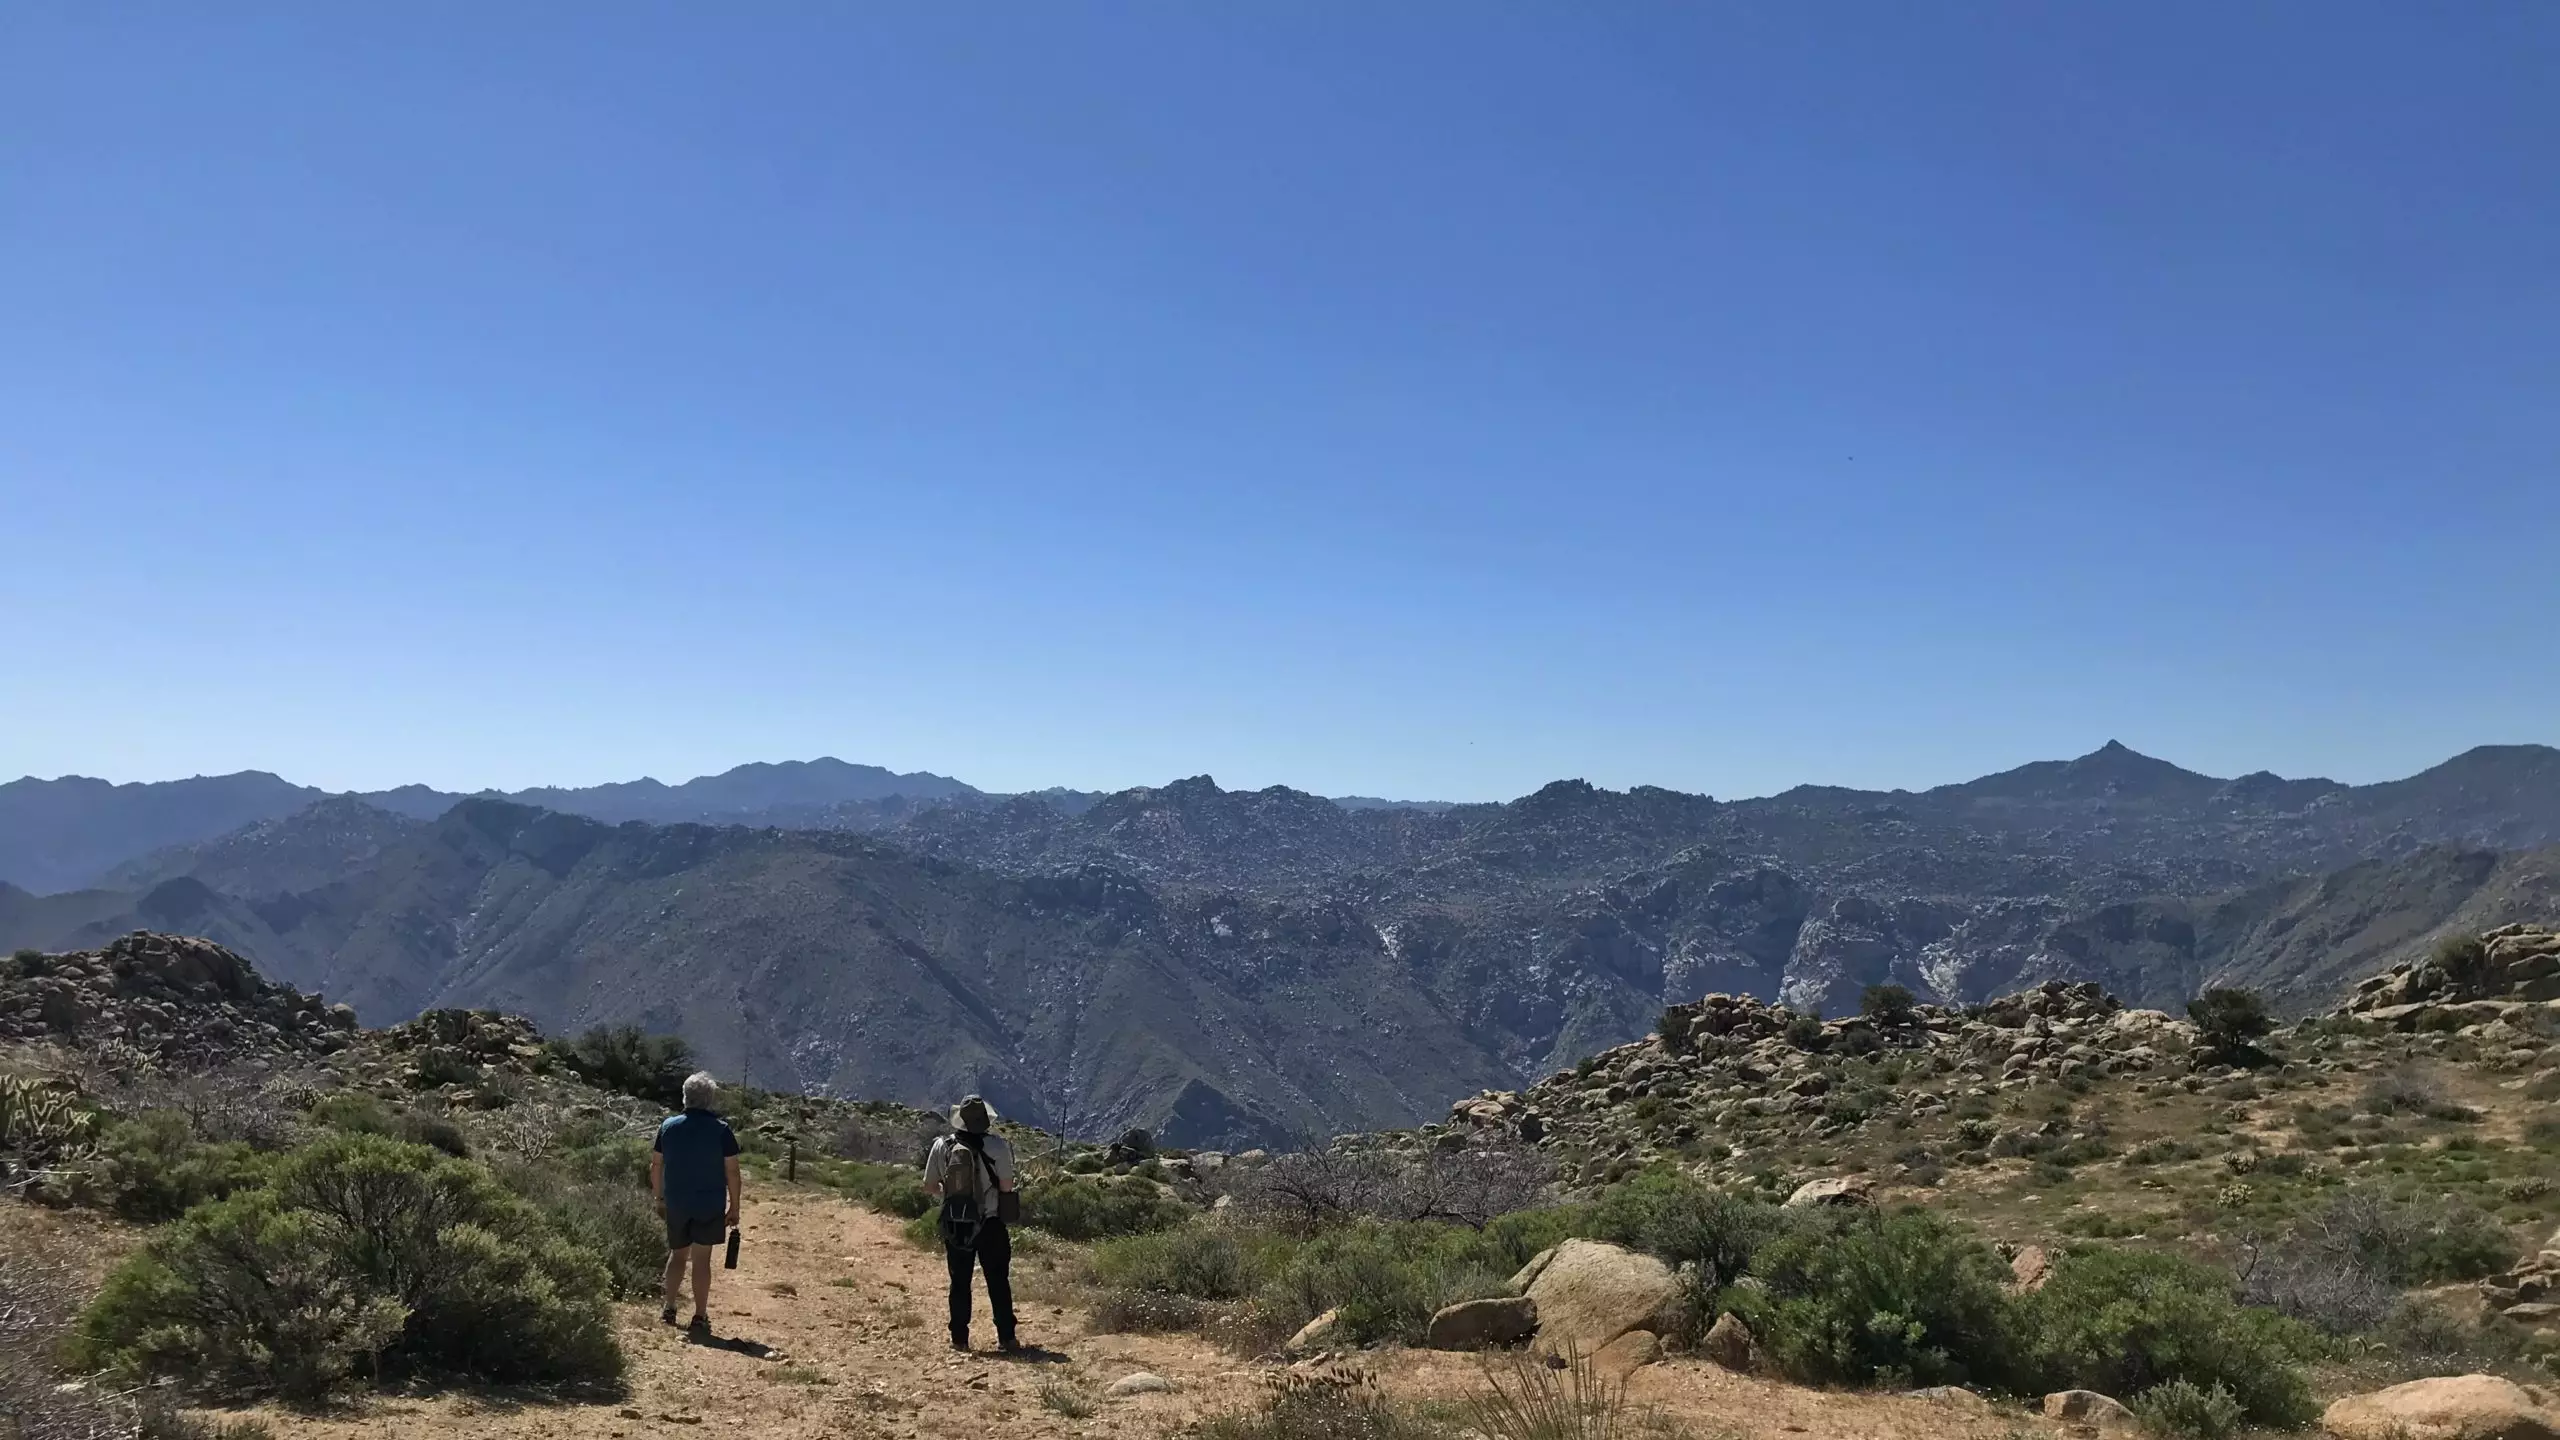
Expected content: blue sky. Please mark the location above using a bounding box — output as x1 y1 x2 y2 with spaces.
4 4 2555 801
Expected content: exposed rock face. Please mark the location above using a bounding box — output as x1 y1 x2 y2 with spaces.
1426 1296 1538 1351
1521 1240 1680 1356
0 932 353 1066
2351 925 2560 1013
2322 1374 2560 1440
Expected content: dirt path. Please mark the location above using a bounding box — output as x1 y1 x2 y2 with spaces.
230 1189 2049 1440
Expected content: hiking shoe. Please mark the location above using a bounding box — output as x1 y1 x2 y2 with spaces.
661 1306 678 1326
687 1315 711 1341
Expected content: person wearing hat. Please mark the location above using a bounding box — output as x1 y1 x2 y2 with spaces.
922 1094 1020 1352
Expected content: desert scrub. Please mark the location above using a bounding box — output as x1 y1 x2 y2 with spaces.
1717 1206 2017 1390
73 1133 621 1400
2130 1379 2245 1440
2012 1246 2318 1429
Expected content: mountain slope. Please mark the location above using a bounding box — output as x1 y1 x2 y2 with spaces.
0 772 322 894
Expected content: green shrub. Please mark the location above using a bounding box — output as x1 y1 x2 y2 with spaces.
73 1134 621 1400
1088 1288 1209 1334
1258 1220 1521 1345
491 1156 664 1299
1717 1207 2015 1389
2013 1246 2318 1429
1583 1169 1774 1289
1092 1225 1253 1300
1783 1014 1827 1050
2297 1189 2515 1285
2432 934 2495 999
545 1026 695 1104
838 1161 934 1220
1862 984 1918 1025
1018 1174 1189 1240
94 1112 270 1223
2131 1379 2245 1440
2186 990 2273 1064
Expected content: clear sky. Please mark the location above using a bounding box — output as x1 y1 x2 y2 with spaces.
5 4 2555 801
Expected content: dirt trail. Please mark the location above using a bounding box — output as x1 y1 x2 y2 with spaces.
231 1189 2046 1440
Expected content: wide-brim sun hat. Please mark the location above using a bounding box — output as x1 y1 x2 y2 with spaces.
950 1095 999 1131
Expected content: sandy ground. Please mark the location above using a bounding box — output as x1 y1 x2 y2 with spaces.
222 1189 2056 1440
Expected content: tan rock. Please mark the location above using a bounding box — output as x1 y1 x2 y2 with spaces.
2322 1374 2560 1440
1782 1176 1873 1209
2009 1244 2052 1294
1523 1240 1681 1356
2042 1390 2138 1430
1592 1329 1660 1379
1699 1311 1759 1372
1284 1308 1350 1357
1425 1296 1538 1350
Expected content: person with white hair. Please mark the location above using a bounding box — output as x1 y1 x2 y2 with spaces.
651 1069 743 1336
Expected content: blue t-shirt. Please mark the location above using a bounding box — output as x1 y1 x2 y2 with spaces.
654 1109 741 1216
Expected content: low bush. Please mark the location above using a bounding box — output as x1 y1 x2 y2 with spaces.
492 1155 664 1299
1019 1173 1190 1240
1257 1219 1531 1346
1718 1207 2016 1389
1582 1168 1773 1290
0 1075 98 1174
835 1160 935 1220
1092 1224 1253 1300
1088 1288 1210 1333
2131 1379 2246 1440
73 1133 622 1400
93 1111 270 1223
545 1025 695 1105
1197 1372 1436 1440
2012 1246 2318 1429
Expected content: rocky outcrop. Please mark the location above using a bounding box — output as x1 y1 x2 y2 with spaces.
2349 925 2560 1017
0 932 354 1067
1442 980 2193 1180
2322 1374 2560 1440
1520 1240 1680 1356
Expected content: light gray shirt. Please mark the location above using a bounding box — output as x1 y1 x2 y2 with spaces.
923 1132 1016 1213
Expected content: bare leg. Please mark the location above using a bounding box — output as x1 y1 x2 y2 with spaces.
662 1246 690 1312
690 1242 714 1321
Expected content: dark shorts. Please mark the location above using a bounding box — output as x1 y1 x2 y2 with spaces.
666 1209 726 1250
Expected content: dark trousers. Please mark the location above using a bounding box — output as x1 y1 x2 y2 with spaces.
944 1220 1015 1346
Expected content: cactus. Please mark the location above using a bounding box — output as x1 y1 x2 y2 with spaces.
0 1074 98 1167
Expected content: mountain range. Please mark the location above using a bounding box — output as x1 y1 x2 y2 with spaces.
4 740 2557 1147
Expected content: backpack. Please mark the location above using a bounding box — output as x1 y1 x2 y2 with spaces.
939 1133 990 1246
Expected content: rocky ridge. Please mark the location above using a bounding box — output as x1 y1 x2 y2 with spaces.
1 930 359 1069
1436 980 2194 1184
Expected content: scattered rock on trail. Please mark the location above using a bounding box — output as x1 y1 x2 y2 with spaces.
1783 1175 1872 1209
1107 1372 1174 1397
1425 1296 1537 1350
2323 1374 2560 1440
2042 1390 2138 1431
1525 1240 1679 1356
